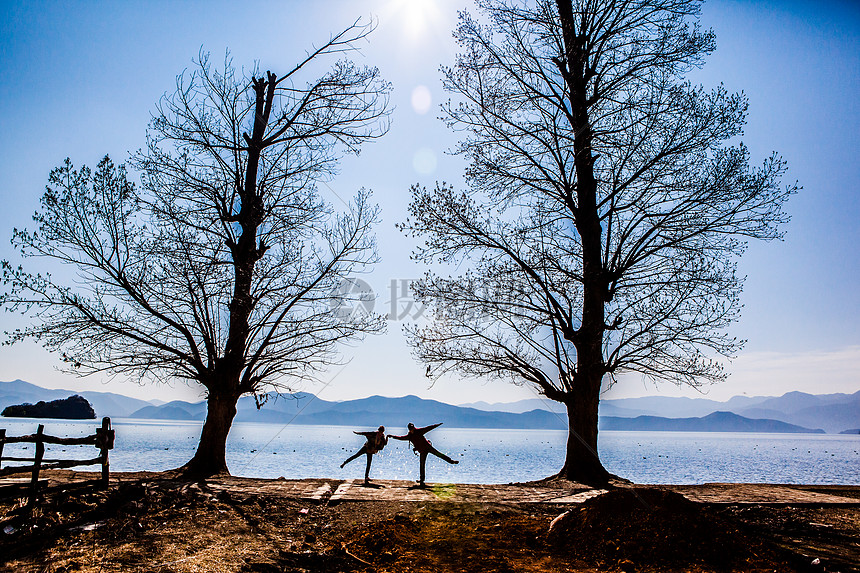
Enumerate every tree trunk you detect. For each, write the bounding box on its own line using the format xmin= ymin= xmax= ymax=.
xmin=183 ymin=394 xmax=239 ymax=477
xmin=179 ymin=76 xmax=274 ymax=478
xmin=558 ymin=379 xmax=610 ymax=486
xmin=552 ymin=0 xmax=612 ymax=487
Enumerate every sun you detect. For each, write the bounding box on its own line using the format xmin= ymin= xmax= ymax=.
xmin=385 ymin=0 xmax=444 ymax=44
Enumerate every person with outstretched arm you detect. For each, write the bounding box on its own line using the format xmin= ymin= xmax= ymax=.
xmin=388 ymin=422 xmax=458 ymax=487
xmin=341 ymin=425 xmax=388 ymax=485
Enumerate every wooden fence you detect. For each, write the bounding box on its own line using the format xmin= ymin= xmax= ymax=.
xmin=0 ymin=417 xmax=114 ymax=505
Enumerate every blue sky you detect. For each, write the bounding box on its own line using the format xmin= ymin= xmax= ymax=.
xmin=0 ymin=0 xmax=858 ymax=405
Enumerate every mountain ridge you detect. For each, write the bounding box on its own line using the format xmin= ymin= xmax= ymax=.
xmin=465 ymin=390 xmax=860 ymax=433
xmin=600 ymin=411 xmax=825 ymax=433
xmin=3 ymin=379 xmax=858 ymax=433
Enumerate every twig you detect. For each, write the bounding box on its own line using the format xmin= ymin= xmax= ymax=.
xmin=341 ymin=542 xmax=373 ymax=566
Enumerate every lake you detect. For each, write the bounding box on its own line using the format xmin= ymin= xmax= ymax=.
xmin=1 ymin=418 xmax=858 ymax=484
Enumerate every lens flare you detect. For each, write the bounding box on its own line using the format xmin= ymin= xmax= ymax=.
xmin=411 ymin=85 xmax=432 ymax=115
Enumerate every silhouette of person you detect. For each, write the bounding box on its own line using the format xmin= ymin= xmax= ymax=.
xmin=341 ymin=425 xmax=388 ymax=485
xmin=388 ymin=422 xmax=458 ymax=487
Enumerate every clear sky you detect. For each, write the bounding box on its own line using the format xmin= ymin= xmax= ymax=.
xmin=0 ymin=0 xmax=858 ymax=406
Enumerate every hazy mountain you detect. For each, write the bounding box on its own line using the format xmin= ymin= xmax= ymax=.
xmin=721 ymin=395 xmax=775 ymax=409
xmin=129 ymin=405 xmax=198 ymax=420
xmin=734 ymin=391 xmax=852 ymax=420
xmin=293 ymin=395 xmax=567 ymax=429
xmin=459 ymin=398 xmax=566 ymax=414
xmin=600 ymin=411 xmax=825 ymax=433
xmin=129 ymin=400 xmax=208 ymax=420
xmin=599 ymin=396 xmax=738 ymax=418
xmin=124 ymin=393 xmax=817 ymax=433
xmin=130 ymin=393 xmax=569 ymax=429
xmin=5 ymin=379 xmax=859 ymax=433
xmin=598 ymin=403 xmax=666 ymax=418
xmin=463 ymin=396 xmax=743 ymax=418
xmin=774 ymin=400 xmax=860 ymax=435
xmin=127 ymin=392 xmax=358 ymax=424
xmin=466 ymin=395 xmax=774 ymax=418
xmin=237 ymin=392 xmax=336 ymax=417
xmin=474 ymin=390 xmax=860 ymax=433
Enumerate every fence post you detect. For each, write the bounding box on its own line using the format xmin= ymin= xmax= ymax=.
xmin=97 ymin=417 xmax=113 ymax=487
xmin=28 ymin=424 xmax=45 ymax=507
xmin=0 ymin=428 xmax=5 ymax=470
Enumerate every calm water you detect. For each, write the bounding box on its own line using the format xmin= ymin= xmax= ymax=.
xmin=1 ymin=418 xmax=858 ymax=484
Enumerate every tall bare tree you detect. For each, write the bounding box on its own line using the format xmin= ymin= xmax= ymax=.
xmin=401 ymin=0 xmax=796 ymax=484
xmin=1 ymin=21 xmax=391 ymax=476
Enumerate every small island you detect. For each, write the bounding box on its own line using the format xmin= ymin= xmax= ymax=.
xmin=1 ymin=395 xmax=96 ymax=419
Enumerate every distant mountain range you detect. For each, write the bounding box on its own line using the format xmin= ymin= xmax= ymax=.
xmin=122 ymin=393 xmax=569 ymax=429
xmin=2 ymin=379 xmax=858 ymax=433
xmin=600 ymin=411 xmax=825 ymax=433
xmin=467 ymin=390 xmax=860 ymax=434
xmin=0 ymin=380 xmax=566 ymax=430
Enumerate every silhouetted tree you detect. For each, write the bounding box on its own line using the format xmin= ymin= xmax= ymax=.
xmin=1 ymin=21 xmax=391 ymax=476
xmin=401 ymin=0 xmax=795 ymax=485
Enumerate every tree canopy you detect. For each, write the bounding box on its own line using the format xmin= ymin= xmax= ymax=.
xmin=1 ymin=21 xmax=392 ymax=475
xmin=401 ymin=0 xmax=796 ymax=484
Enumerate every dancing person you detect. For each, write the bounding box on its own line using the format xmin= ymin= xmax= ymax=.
xmin=388 ymin=422 xmax=458 ymax=487
xmin=341 ymin=425 xmax=388 ymax=485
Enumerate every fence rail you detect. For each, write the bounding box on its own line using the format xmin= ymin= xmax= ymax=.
xmin=0 ymin=417 xmax=114 ymax=505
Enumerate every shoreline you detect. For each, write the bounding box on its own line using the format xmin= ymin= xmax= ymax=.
xmin=4 ymin=470 xmax=860 ymax=503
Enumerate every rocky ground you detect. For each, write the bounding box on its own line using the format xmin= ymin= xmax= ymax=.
xmin=0 ymin=471 xmax=857 ymax=572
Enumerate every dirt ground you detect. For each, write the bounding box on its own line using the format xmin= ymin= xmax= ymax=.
xmin=1 ymin=471 xmax=858 ymax=573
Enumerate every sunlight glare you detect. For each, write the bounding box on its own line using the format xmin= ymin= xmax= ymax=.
xmin=386 ymin=0 xmax=443 ymax=44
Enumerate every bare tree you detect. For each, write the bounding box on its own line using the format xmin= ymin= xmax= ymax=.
xmin=400 ymin=0 xmax=796 ymax=485
xmin=1 ymin=21 xmax=391 ymax=476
